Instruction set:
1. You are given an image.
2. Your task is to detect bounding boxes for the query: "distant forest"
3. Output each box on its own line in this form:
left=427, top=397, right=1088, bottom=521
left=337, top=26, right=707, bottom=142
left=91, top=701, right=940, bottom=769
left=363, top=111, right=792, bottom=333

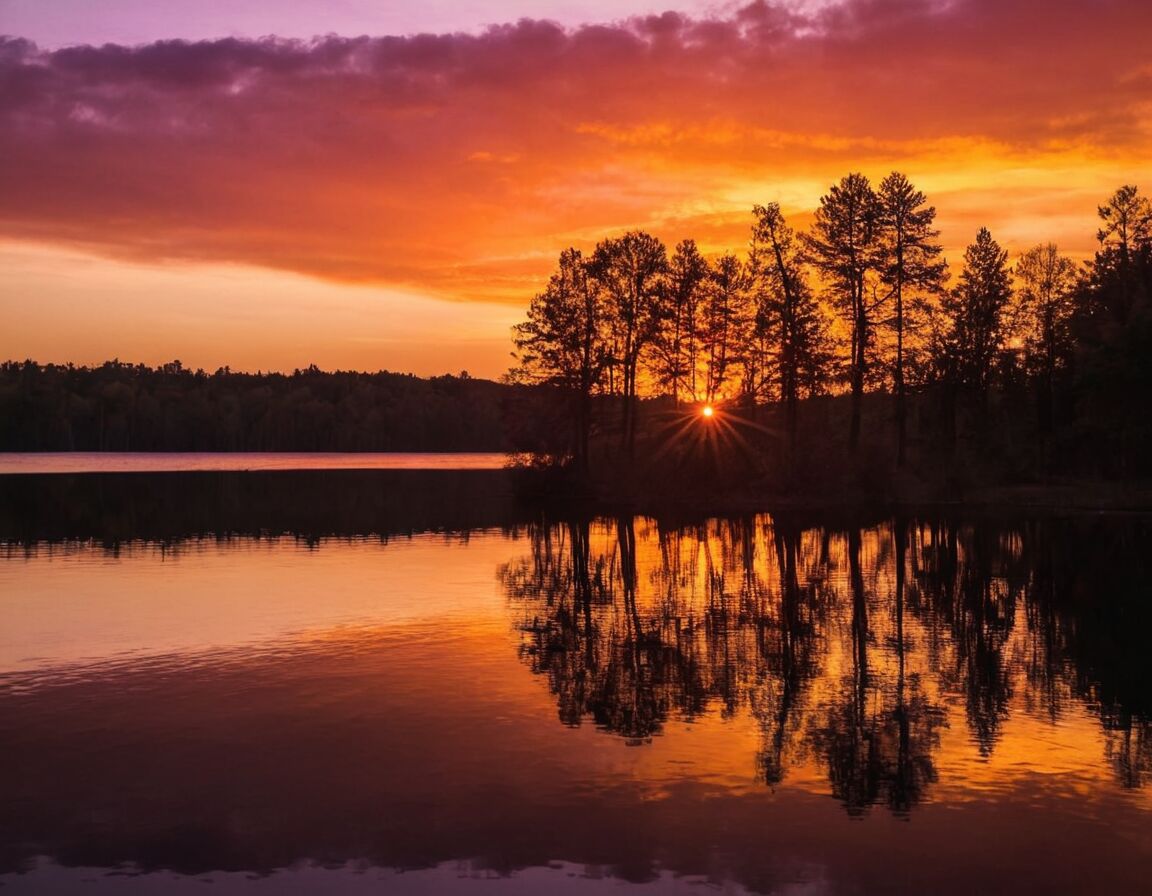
left=511, top=177, right=1152, bottom=485
left=0, top=363, right=509, bottom=452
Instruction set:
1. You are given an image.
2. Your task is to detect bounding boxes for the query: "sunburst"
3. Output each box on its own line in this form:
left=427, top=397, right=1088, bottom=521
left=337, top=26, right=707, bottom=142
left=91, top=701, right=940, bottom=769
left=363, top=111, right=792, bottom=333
left=645, top=400, right=779, bottom=470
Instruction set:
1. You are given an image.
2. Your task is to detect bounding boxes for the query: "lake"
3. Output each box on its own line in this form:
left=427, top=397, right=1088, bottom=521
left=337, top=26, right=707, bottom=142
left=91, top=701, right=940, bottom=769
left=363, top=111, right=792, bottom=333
left=2, top=466, right=1151, bottom=894
left=0, top=452, right=509, bottom=474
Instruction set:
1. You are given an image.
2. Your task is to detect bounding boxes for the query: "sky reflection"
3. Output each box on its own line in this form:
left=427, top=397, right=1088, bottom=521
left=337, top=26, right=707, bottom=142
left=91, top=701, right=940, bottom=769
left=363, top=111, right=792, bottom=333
left=2, top=510, right=1151, bottom=893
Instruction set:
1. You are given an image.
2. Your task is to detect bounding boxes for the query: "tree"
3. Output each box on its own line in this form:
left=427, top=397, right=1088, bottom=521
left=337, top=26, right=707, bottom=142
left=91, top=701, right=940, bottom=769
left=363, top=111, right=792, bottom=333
left=590, top=232, right=669, bottom=458
left=511, top=248, right=607, bottom=469
left=935, top=227, right=1013, bottom=398
left=1086, top=184, right=1151, bottom=324
left=750, top=202, right=832, bottom=450
left=1014, top=243, right=1077, bottom=436
left=875, top=173, right=947, bottom=466
left=1072, top=186, right=1152, bottom=474
left=652, top=240, right=710, bottom=402
left=804, top=173, right=880, bottom=450
left=1097, top=185, right=1152, bottom=270
left=700, top=252, right=749, bottom=404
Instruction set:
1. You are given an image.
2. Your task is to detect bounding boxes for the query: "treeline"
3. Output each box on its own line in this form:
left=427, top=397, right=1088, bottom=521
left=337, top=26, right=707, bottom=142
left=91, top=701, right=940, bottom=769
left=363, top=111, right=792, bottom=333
left=0, top=362, right=509, bottom=452
left=511, top=178, right=1152, bottom=481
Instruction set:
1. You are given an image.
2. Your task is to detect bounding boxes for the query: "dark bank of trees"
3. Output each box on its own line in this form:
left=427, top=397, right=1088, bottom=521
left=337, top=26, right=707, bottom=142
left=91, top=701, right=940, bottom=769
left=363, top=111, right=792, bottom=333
left=0, top=362, right=509, bottom=452
left=511, top=179, right=1152, bottom=489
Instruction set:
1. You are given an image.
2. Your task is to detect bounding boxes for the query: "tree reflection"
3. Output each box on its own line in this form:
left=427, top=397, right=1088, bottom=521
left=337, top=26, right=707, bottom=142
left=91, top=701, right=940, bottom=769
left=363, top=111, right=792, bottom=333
left=501, top=512, right=1152, bottom=812
left=504, top=518, right=709, bottom=742
left=880, top=518, right=945, bottom=813
left=811, top=527, right=881, bottom=813
left=752, top=521, right=820, bottom=787
left=1022, top=515, right=1152, bottom=790
left=909, top=521, right=1017, bottom=756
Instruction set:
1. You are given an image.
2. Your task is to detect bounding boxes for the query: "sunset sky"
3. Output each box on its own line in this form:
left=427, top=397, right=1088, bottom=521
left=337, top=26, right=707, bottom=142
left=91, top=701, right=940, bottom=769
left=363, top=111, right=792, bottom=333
left=1, top=0, right=1149, bottom=378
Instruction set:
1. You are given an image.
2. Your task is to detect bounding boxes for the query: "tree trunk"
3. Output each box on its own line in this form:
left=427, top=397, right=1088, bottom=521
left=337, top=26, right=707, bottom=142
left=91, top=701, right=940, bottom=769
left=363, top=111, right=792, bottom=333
left=849, top=310, right=865, bottom=452
left=895, top=264, right=907, bottom=467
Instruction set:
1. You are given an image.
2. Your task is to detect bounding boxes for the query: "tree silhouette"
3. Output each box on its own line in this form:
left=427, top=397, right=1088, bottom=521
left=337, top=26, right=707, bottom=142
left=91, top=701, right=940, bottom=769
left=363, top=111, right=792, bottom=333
left=929, top=227, right=1012, bottom=445
left=936, top=228, right=1013, bottom=395
left=700, top=252, right=750, bottom=404
left=653, top=239, right=710, bottom=403
left=875, top=172, right=947, bottom=466
left=1096, top=185, right=1152, bottom=290
left=1071, top=186, right=1152, bottom=474
left=590, top=232, right=669, bottom=459
left=803, top=173, right=880, bottom=451
left=749, top=202, right=832, bottom=453
left=1013, top=243, right=1077, bottom=442
left=0, top=361, right=508, bottom=453
left=511, top=248, right=608, bottom=469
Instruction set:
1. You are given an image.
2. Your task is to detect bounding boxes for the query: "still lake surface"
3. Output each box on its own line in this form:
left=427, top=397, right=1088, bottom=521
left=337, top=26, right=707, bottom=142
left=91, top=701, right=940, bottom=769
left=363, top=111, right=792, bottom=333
left=1, top=460, right=1151, bottom=894
left=0, top=452, right=509, bottom=474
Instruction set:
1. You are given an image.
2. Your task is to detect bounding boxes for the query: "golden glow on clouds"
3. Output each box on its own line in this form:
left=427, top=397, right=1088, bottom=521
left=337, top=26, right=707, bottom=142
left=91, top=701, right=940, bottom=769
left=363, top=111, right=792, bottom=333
left=0, top=0, right=1149, bottom=371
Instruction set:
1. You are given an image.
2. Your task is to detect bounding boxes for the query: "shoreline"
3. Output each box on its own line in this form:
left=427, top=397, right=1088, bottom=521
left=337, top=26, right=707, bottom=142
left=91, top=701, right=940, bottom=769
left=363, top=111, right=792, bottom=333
left=3, top=464, right=1150, bottom=514
left=506, top=465, right=1152, bottom=516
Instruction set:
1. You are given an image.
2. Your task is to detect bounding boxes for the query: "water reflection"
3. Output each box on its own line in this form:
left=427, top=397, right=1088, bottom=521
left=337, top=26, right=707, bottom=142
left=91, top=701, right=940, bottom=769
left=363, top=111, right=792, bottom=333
left=3, top=484, right=1152, bottom=893
left=0, top=469, right=523, bottom=546
left=503, top=513, right=1152, bottom=811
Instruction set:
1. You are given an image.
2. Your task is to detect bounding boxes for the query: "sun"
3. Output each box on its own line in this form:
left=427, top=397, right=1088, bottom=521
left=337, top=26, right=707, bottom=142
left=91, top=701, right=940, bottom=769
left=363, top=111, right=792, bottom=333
left=702, top=404, right=715, bottom=418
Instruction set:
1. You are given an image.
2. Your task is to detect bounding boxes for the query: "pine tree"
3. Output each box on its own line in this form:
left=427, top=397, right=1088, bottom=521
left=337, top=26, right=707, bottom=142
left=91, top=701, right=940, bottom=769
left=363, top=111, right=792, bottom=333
left=1091, top=184, right=1151, bottom=323
left=1072, top=185, right=1152, bottom=474
left=804, top=173, right=879, bottom=450
left=875, top=172, right=947, bottom=465
left=936, top=228, right=1012, bottom=397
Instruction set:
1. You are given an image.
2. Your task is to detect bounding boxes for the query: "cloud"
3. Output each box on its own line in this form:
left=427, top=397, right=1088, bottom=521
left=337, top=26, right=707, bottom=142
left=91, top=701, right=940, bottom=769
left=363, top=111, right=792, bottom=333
left=1, top=0, right=1149, bottom=302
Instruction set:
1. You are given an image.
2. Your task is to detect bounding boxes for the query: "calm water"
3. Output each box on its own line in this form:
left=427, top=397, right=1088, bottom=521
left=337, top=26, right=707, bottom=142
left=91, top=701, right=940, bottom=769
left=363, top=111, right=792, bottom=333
left=0, top=452, right=509, bottom=474
left=2, top=471, right=1151, bottom=894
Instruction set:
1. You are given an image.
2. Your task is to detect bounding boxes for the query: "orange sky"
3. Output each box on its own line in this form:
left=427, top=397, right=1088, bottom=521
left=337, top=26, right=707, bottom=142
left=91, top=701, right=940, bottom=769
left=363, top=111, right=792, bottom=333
left=1, top=0, right=1150, bottom=378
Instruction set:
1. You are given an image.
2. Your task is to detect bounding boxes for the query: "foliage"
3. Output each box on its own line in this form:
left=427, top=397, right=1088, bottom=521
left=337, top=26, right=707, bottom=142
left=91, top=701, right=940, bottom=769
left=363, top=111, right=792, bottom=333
left=1070, top=185, right=1152, bottom=474
left=748, top=202, right=833, bottom=444
left=504, top=180, right=1152, bottom=481
left=652, top=239, right=710, bottom=402
left=589, top=231, right=670, bottom=457
left=875, top=172, right=947, bottom=463
left=511, top=248, right=606, bottom=467
left=803, top=173, right=881, bottom=449
left=931, top=227, right=1013, bottom=394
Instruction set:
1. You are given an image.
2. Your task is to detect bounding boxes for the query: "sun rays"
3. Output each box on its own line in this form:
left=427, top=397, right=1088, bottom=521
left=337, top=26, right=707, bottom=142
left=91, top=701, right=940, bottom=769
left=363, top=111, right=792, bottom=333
left=643, top=401, right=780, bottom=472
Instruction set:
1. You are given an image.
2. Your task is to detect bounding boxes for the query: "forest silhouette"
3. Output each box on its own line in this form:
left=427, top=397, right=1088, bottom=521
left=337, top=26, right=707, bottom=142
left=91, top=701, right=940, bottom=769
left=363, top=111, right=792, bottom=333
left=508, top=178, right=1152, bottom=497
left=3, top=178, right=1150, bottom=504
